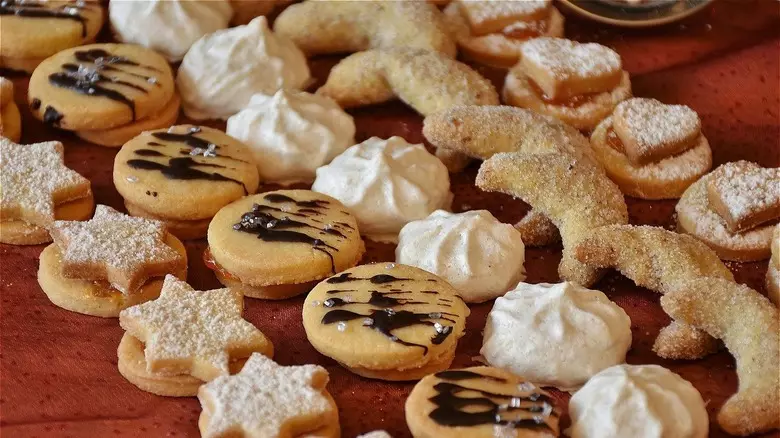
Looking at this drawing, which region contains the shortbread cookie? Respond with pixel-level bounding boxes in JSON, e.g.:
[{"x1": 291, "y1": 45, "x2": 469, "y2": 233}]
[
  {"x1": 318, "y1": 48, "x2": 499, "y2": 115},
  {"x1": 482, "y1": 282, "x2": 631, "y2": 391},
  {"x1": 118, "y1": 275, "x2": 274, "y2": 396},
  {"x1": 113, "y1": 125, "x2": 260, "y2": 240},
  {"x1": 198, "y1": 353, "x2": 338, "y2": 438},
  {"x1": 405, "y1": 366, "x2": 560, "y2": 438},
  {"x1": 0, "y1": 138, "x2": 93, "y2": 245},
  {"x1": 573, "y1": 224, "x2": 731, "y2": 359},
  {"x1": 443, "y1": 2, "x2": 564, "y2": 68},
  {"x1": 312, "y1": 137, "x2": 452, "y2": 243},
  {"x1": 661, "y1": 278, "x2": 780, "y2": 436},
  {"x1": 75, "y1": 94, "x2": 181, "y2": 147},
  {"x1": 706, "y1": 161, "x2": 780, "y2": 233},
  {"x1": 476, "y1": 152, "x2": 628, "y2": 287},
  {"x1": 396, "y1": 210, "x2": 525, "y2": 303},
  {"x1": 569, "y1": 364, "x2": 708, "y2": 438},
  {"x1": 274, "y1": 1, "x2": 456, "y2": 58},
  {"x1": 676, "y1": 162, "x2": 778, "y2": 262},
  {"x1": 302, "y1": 264, "x2": 469, "y2": 381},
  {"x1": 28, "y1": 44, "x2": 175, "y2": 131},
  {"x1": 39, "y1": 205, "x2": 187, "y2": 317},
  {"x1": 206, "y1": 190, "x2": 364, "y2": 300},
  {"x1": 768, "y1": 225, "x2": 780, "y2": 306},
  {"x1": 109, "y1": 0, "x2": 232, "y2": 62},
  {"x1": 0, "y1": 0, "x2": 104, "y2": 74},
  {"x1": 177, "y1": 17, "x2": 310, "y2": 121},
  {"x1": 504, "y1": 37, "x2": 631, "y2": 131},
  {"x1": 590, "y1": 112, "x2": 712, "y2": 200}
]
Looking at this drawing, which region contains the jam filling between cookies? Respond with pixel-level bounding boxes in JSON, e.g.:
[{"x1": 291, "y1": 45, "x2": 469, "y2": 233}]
[
  {"x1": 527, "y1": 77, "x2": 598, "y2": 108},
  {"x1": 126, "y1": 127, "x2": 251, "y2": 192},
  {"x1": 0, "y1": 0, "x2": 96, "y2": 37},
  {"x1": 232, "y1": 194, "x2": 355, "y2": 274},
  {"x1": 429, "y1": 370, "x2": 557, "y2": 430},
  {"x1": 318, "y1": 272, "x2": 461, "y2": 354},
  {"x1": 46, "y1": 49, "x2": 161, "y2": 121}
]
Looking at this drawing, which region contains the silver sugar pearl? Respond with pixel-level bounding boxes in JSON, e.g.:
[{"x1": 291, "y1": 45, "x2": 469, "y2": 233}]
[
  {"x1": 336, "y1": 322, "x2": 347, "y2": 332},
  {"x1": 362, "y1": 318, "x2": 373, "y2": 326},
  {"x1": 311, "y1": 300, "x2": 321, "y2": 307},
  {"x1": 429, "y1": 312, "x2": 442, "y2": 319},
  {"x1": 509, "y1": 397, "x2": 522, "y2": 408},
  {"x1": 147, "y1": 76, "x2": 158, "y2": 84},
  {"x1": 533, "y1": 415, "x2": 545, "y2": 424},
  {"x1": 542, "y1": 402, "x2": 553, "y2": 417},
  {"x1": 518, "y1": 381, "x2": 535, "y2": 392},
  {"x1": 385, "y1": 308, "x2": 396, "y2": 315},
  {"x1": 385, "y1": 263, "x2": 396, "y2": 269},
  {"x1": 125, "y1": 176, "x2": 138, "y2": 183}
]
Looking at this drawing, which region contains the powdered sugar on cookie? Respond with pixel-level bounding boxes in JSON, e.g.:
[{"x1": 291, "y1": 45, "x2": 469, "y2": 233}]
[
  {"x1": 119, "y1": 275, "x2": 272, "y2": 380},
  {"x1": 51, "y1": 205, "x2": 184, "y2": 293},
  {"x1": 520, "y1": 37, "x2": 621, "y2": 80},
  {"x1": 198, "y1": 353, "x2": 333, "y2": 438},
  {"x1": 708, "y1": 161, "x2": 780, "y2": 231},
  {"x1": 458, "y1": 0, "x2": 551, "y2": 34},
  {"x1": 0, "y1": 138, "x2": 90, "y2": 226}
]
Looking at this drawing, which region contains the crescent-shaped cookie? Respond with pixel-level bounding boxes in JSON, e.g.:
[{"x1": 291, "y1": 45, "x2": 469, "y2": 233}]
[
  {"x1": 476, "y1": 152, "x2": 628, "y2": 286},
  {"x1": 661, "y1": 277, "x2": 779, "y2": 436},
  {"x1": 274, "y1": 1, "x2": 456, "y2": 58}
]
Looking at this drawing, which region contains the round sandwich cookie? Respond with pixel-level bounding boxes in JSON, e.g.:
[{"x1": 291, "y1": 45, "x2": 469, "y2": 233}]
[
  {"x1": 113, "y1": 125, "x2": 260, "y2": 240},
  {"x1": 405, "y1": 366, "x2": 561, "y2": 438},
  {"x1": 302, "y1": 263, "x2": 469, "y2": 381},
  {"x1": 28, "y1": 43, "x2": 175, "y2": 132},
  {"x1": 206, "y1": 190, "x2": 365, "y2": 300},
  {"x1": 0, "y1": 0, "x2": 105, "y2": 74}
]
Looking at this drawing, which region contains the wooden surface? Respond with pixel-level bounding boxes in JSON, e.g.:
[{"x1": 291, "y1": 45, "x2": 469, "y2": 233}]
[{"x1": 1, "y1": 1, "x2": 779, "y2": 437}]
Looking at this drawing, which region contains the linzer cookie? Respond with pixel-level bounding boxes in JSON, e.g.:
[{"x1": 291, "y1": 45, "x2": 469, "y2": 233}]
[
  {"x1": 0, "y1": 137, "x2": 93, "y2": 245},
  {"x1": 28, "y1": 44, "x2": 177, "y2": 145},
  {"x1": 206, "y1": 190, "x2": 364, "y2": 300},
  {"x1": 0, "y1": 77, "x2": 21, "y2": 142},
  {"x1": 590, "y1": 98, "x2": 712, "y2": 200},
  {"x1": 113, "y1": 125, "x2": 260, "y2": 240},
  {"x1": 198, "y1": 353, "x2": 340, "y2": 438},
  {"x1": 0, "y1": 0, "x2": 104, "y2": 74},
  {"x1": 38, "y1": 205, "x2": 187, "y2": 317},
  {"x1": 503, "y1": 37, "x2": 631, "y2": 131},
  {"x1": 117, "y1": 275, "x2": 274, "y2": 397},
  {"x1": 405, "y1": 366, "x2": 560, "y2": 438},
  {"x1": 302, "y1": 264, "x2": 469, "y2": 381},
  {"x1": 457, "y1": 0, "x2": 552, "y2": 35},
  {"x1": 677, "y1": 162, "x2": 778, "y2": 261}
]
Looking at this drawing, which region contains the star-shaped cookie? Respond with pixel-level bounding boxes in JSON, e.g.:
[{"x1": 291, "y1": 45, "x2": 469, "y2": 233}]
[
  {"x1": 50, "y1": 205, "x2": 184, "y2": 293},
  {"x1": 198, "y1": 353, "x2": 334, "y2": 438},
  {"x1": 0, "y1": 137, "x2": 91, "y2": 226},
  {"x1": 120, "y1": 275, "x2": 273, "y2": 381}
]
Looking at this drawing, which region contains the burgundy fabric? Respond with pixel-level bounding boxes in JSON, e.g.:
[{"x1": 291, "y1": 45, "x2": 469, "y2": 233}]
[{"x1": 1, "y1": 1, "x2": 779, "y2": 437}]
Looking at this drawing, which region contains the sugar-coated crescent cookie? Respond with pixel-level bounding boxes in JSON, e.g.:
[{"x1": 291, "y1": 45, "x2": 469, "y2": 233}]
[
  {"x1": 768, "y1": 225, "x2": 780, "y2": 307},
  {"x1": 28, "y1": 44, "x2": 175, "y2": 131},
  {"x1": 114, "y1": 125, "x2": 260, "y2": 240},
  {"x1": 477, "y1": 152, "x2": 628, "y2": 286},
  {"x1": 302, "y1": 264, "x2": 469, "y2": 381},
  {"x1": 76, "y1": 94, "x2": 181, "y2": 147},
  {"x1": 274, "y1": 1, "x2": 456, "y2": 58},
  {"x1": 573, "y1": 224, "x2": 733, "y2": 359},
  {"x1": 405, "y1": 366, "x2": 560, "y2": 438},
  {"x1": 661, "y1": 277, "x2": 780, "y2": 436},
  {"x1": 0, "y1": 0, "x2": 105, "y2": 74},
  {"x1": 513, "y1": 210, "x2": 560, "y2": 246},
  {"x1": 318, "y1": 48, "x2": 498, "y2": 114}
]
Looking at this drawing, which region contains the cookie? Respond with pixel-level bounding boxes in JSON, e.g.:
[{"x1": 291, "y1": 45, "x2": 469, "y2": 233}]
[
  {"x1": 28, "y1": 44, "x2": 175, "y2": 131},
  {"x1": 274, "y1": 1, "x2": 456, "y2": 58},
  {"x1": 768, "y1": 225, "x2": 780, "y2": 307},
  {"x1": 405, "y1": 366, "x2": 560, "y2": 438},
  {"x1": 206, "y1": 190, "x2": 365, "y2": 300},
  {"x1": 0, "y1": 0, "x2": 104, "y2": 74},
  {"x1": 0, "y1": 137, "x2": 93, "y2": 245},
  {"x1": 39, "y1": 205, "x2": 187, "y2": 317},
  {"x1": 198, "y1": 353, "x2": 339, "y2": 438},
  {"x1": 0, "y1": 76, "x2": 21, "y2": 142},
  {"x1": 442, "y1": 1, "x2": 564, "y2": 68},
  {"x1": 590, "y1": 114, "x2": 712, "y2": 200},
  {"x1": 75, "y1": 93, "x2": 181, "y2": 148},
  {"x1": 302, "y1": 263, "x2": 469, "y2": 381},
  {"x1": 113, "y1": 125, "x2": 260, "y2": 240},
  {"x1": 117, "y1": 275, "x2": 274, "y2": 397},
  {"x1": 706, "y1": 161, "x2": 780, "y2": 233},
  {"x1": 676, "y1": 162, "x2": 777, "y2": 262}
]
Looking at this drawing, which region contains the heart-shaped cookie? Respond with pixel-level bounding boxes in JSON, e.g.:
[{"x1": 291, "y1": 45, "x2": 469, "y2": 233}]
[
  {"x1": 457, "y1": 0, "x2": 552, "y2": 35},
  {"x1": 612, "y1": 98, "x2": 701, "y2": 166},
  {"x1": 520, "y1": 37, "x2": 623, "y2": 101},
  {"x1": 706, "y1": 161, "x2": 780, "y2": 233}
]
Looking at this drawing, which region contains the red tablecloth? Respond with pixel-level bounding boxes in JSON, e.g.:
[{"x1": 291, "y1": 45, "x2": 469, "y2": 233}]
[{"x1": 1, "y1": 1, "x2": 779, "y2": 437}]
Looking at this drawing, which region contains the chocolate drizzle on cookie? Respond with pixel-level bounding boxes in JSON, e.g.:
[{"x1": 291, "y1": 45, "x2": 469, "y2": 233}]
[
  {"x1": 127, "y1": 129, "x2": 251, "y2": 192},
  {"x1": 429, "y1": 370, "x2": 557, "y2": 430},
  {"x1": 0, "y1": 0, "x2": 96, "y2": 37},
  {"x1": 232, "y1": 193, "x2": 356, "y2": 273},
  {"x1": 319, "y1": 273, "x2": 459, "y2": 354},
  {"x1": 47, "y1": 49, "x2": 162, "y2": 121},
  {"x1": 43, "y1": 106, "x2": 63, "y2": 126}
]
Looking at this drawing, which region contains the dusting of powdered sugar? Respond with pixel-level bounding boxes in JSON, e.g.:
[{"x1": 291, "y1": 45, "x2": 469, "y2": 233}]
[
  {"x1": 520, "y1": 37, "x2": 621, "y2": 79},
  {"x1": 709, "y1": 161, "x2": 779, "y2": 223},
  {"x1": 613, "y1": 98, "x2": 701, "y2": 155}
]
